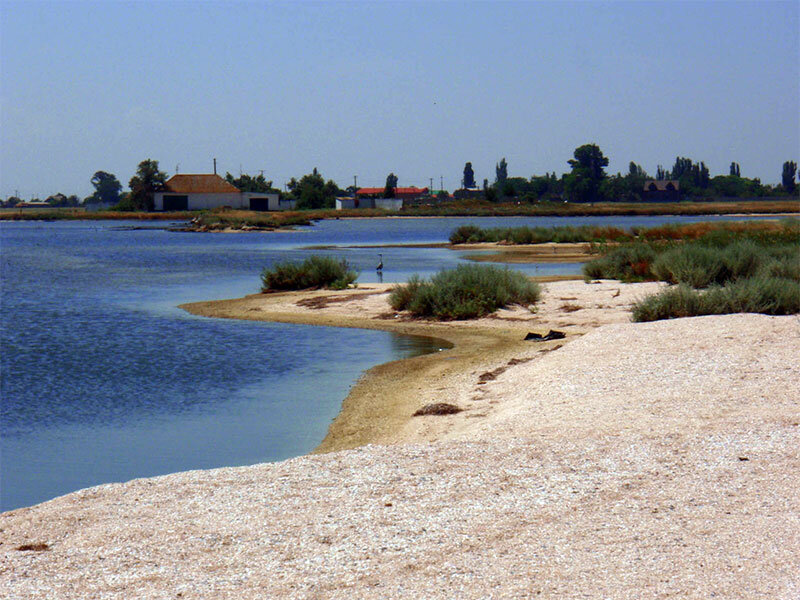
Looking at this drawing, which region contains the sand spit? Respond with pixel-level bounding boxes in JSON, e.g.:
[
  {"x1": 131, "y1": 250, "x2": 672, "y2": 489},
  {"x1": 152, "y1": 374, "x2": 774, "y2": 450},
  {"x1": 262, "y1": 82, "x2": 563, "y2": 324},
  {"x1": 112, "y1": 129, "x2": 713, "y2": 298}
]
[{"x1": 2, "y1": 282, "x2": 799, "y2": 598}]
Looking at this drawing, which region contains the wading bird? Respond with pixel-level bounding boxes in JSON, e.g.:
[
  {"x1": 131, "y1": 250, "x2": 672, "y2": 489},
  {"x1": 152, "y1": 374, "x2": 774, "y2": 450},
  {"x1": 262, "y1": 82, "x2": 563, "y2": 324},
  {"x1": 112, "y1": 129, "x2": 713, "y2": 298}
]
[{"x1": 376, "y1": 254, "x2": 383, "y2": 272}]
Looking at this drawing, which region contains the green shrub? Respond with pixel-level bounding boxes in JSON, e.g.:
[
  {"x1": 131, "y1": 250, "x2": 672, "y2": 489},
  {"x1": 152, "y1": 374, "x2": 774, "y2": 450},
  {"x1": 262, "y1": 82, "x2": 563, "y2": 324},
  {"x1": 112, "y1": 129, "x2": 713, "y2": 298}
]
[
  {"x1": 583, "y1": 243, "x2": 658, "y2": 281},
  {"x1": 449, "y1": 225, "x2": 485, "y2": 244},
  {"x1": 261, "y1": 256, "x2": 358, "y2": 291},
  {"x1": 390, "y1": 264, "x2": 541, "y2": 320},
  {"x1": 449, "y1": 224, "x2": 631, "y2": 245},
  {"x1": 651, "y1": 244, "x2": 725, "y2": 287},
  {"x1": 632, "y1": 277, "x2": 800, "y2": 321}
]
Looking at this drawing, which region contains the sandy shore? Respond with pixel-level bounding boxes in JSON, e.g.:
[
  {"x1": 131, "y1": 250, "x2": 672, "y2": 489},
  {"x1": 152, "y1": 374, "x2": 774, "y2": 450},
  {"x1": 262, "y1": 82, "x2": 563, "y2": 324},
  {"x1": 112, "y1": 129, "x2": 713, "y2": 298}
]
[
  {"x1": 180, "y1": 280, "x2": 663, "y2": 451},
  {"x1": 2, "y1": 282, "x2": 798, "y2": 598}
]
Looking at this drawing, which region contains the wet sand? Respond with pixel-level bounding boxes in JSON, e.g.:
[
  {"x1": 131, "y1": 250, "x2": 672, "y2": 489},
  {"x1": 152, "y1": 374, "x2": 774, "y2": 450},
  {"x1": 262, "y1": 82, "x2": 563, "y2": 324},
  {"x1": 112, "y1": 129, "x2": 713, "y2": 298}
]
[{"x1": 180, "y1": 280, "x2": 665, "y2": 452}]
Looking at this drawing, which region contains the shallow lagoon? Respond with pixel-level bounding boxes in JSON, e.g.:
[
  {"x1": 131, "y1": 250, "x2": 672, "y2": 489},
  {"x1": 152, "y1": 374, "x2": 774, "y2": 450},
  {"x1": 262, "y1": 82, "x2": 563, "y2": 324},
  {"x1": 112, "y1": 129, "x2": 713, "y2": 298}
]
[{"x1": 0, "y1": 214, "x2": 778, "y2": 509}]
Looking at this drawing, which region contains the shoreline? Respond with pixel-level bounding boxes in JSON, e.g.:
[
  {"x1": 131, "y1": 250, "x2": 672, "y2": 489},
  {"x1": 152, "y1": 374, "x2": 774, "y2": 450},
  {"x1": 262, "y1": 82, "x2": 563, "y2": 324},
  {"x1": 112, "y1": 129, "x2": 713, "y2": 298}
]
[
  {"x1": 5, "y1": 282, "x2": 798, "y2": 597},
  {"x1": 180, "y1": 279, "x2": 661, "y2": 452}
]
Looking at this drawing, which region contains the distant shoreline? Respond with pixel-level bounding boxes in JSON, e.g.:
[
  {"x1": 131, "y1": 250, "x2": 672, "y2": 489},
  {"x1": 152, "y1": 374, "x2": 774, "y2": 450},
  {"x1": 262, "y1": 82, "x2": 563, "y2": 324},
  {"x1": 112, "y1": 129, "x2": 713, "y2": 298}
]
[{"x1": 1, "y1": 199, "x2": 797, "y2": 227}]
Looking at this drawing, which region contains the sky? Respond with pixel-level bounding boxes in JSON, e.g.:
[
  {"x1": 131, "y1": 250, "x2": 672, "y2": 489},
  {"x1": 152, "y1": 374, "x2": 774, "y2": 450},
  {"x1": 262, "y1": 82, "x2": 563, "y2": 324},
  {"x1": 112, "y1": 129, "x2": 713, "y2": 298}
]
[{"x1": 1, "y1": 0, "x2": 798, "y2": 199}]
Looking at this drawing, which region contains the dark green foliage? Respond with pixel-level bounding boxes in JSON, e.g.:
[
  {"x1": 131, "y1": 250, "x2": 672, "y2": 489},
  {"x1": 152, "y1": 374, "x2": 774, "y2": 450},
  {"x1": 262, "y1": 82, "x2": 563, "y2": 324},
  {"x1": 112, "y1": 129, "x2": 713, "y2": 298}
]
[
  {"x1": 495, "y1": 158, "x2": 508, "y2": 186},
  {"x1": 289, "y1": 168, "x2": 342, "y2": 210},
  {"x1": 449, "y1": 225, "x2": 484, "y2": 244},
  {"x1": 565, "y1": 144, "x2": 609, "y2": 203},
  {"x1": 46, "y1": 193, "x2": 80, "y2": 207},
  {"x1": 783, "y1": 161, "x2": 797, "y2": 193},
  {"x1": 261, "y1": 256, "x2": 358, "y2": 291},
  {"x1": 225, "y1": 172, "x2": 278, "y2": 193},
  {"x1": 126, "y1": 159, "x2": 167, "y2": 212},
  {"x1": 384, "y1": 172, "x2": 398, "y2": 198},
  {"x1": 124, "y1": 159, "x2": 167, "y2": 211},
  {"x1": 463, "y1": 162, "x2": 476, "y2": 188},
  {"x1": 389, "y1": 264, "x2": 541, "y2": 320},
  {"x1": 88, "y1": 171, "x2": 122, "y2": 205}
]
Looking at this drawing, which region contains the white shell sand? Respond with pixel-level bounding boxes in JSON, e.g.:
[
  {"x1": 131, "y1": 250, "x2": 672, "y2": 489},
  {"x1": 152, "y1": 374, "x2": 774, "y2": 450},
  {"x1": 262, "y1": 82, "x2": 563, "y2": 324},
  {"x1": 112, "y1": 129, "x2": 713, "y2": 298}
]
[{"x1": 3, "y1": 281, "x2": 798, "y2": 599}]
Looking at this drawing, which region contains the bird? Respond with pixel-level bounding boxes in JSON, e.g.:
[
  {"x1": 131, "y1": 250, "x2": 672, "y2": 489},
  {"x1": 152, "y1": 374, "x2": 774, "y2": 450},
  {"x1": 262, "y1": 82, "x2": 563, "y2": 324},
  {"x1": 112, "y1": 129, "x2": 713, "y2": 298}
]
[{"x1": 376, "y1": 254, "x2": 383, "y2": 272}]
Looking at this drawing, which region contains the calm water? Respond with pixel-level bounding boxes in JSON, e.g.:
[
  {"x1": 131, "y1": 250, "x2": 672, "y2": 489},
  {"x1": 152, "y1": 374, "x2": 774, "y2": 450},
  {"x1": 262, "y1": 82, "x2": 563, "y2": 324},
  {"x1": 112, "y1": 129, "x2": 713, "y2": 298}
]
[{"x1": 0, "y1": 214, "x2": 776, "y2": 510}]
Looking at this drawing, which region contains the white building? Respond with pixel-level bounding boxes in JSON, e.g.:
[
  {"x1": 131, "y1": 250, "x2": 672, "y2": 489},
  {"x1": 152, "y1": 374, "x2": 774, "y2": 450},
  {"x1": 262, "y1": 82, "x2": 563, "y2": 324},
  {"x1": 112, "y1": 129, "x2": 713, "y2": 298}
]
[
  {"x1": 154, "y1": 174, "x2": 285, "y2": 211},
  {"x1": 335, "y1": 196, "x2": 403, "y2": 211}
]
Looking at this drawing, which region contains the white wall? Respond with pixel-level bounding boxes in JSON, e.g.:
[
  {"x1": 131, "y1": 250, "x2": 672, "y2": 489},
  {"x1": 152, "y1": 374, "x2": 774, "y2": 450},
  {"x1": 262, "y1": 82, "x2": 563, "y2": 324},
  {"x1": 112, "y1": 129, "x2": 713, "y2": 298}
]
[
  {"x1": 242, "y1": 192, "x2": 281, "y2": 211},
  {"x1": 154, "y1": 192, "x2": 246, "y2": 211},
  {"x1": 155, "y1": 192, "x2": 291, "y2": 211},
  {"x1": 336, "y1": 198, "x2": 357, "y2": 210},
  {"x1": 374, "y1": 198, "x2": 403, "y2": 211}
]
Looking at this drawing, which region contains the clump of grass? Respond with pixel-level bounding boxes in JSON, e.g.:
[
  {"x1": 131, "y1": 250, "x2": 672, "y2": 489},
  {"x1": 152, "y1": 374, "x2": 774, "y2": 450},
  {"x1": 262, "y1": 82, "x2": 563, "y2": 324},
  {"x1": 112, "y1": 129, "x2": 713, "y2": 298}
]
[
  {"x1": 582, "y1": 242, "x2": 658, "y2": 281},
  {"x1": 261, "y1": 256, "x2": 358, "y2": 291},
  {"x1": 194, "y1": 210, "x2": 312, "y2": 230},
  {"x1": 449, "y1": 224, "x2": 630, "y2": 245},
  {"x1": 632, "y1": 278, "x2": 800, "y2": 321},
  {"x1": 390, "y1": 264, "x2": 541, "y2": 320}
]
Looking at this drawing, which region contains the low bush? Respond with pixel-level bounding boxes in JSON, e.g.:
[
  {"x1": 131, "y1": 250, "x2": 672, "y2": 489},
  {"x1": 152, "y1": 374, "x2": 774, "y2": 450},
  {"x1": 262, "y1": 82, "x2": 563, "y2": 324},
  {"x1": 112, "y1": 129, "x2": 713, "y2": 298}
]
[
  {"x1": 650, "y1": 244, "x2": 726, "y2": 287},
  {"x1": 632, "y1": 277, "x2": 800, "y2": 321},
  {"x1": 390, "y1": 264, "x2": 541, "y2": 320},
  {"x1": 449, "y1": 224, "x2": 630, "y2": 245},
  {"x1": 582, "y1": 243, "x2": 658, "y2": 281},
  {"x1": 261, "y1": 256, "x2": 358, "y2": 291}
]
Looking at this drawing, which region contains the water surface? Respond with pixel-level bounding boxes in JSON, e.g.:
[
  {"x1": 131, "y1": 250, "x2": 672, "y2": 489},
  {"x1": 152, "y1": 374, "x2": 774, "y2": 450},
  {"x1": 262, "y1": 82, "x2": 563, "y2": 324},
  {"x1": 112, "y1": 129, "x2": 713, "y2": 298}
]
[{"x1": 0, "y1": 214, "x2": 776, "y2": 510}]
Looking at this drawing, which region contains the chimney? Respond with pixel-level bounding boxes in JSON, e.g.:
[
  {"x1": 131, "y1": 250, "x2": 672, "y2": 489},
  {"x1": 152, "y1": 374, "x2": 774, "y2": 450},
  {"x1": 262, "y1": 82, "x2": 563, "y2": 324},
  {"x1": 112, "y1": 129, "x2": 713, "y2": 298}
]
[{"x1": 213, "y1": 158, "x2": 217, "y2": 175}]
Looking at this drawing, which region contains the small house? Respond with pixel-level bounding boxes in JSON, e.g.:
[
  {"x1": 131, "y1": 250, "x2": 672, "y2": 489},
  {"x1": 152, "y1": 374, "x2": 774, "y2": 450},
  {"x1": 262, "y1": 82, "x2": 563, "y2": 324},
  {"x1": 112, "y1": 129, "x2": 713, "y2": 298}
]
[
  {"x1": 643, "y1": 180, "x2": 681, "y2": 202},
  {"x1": 154, "y1": 174, "x2": 283, "y2": 211}
]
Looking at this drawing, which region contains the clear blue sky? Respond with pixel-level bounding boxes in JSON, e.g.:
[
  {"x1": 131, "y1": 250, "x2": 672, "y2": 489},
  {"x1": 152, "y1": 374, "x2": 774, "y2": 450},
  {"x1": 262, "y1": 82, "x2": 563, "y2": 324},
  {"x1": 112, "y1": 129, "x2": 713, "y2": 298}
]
[{"x1": 1, "y1": 0, "x2": 798, "y2": 199}]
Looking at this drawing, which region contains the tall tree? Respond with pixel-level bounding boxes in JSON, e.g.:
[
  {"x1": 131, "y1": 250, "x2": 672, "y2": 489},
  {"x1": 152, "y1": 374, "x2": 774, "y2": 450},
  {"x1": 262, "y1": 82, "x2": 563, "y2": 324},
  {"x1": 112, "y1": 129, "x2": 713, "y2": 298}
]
[
  {"x1": 782, "y1": 161, "x2": 797, "y2": 192},
  {"x1": 289, "y1": 168, "x2": 342, "y2": 209},
  {"x1": 88, "y1": 171, "x2": 122, "y2": 204},
  {"x1": 564, "y1": 144, "x2": 609, "y2": 202},
  {"x1": 729, "y1": 162, "x2": 740, "y2": 177},
  {"x1": 495, "y1": 158, "x2": 508, "y2": 185},
  {"x1": 225, "y1": 172, "x2": 275, "y2": 193},
  {"x1": 462, "y1": 162, "x2": 475, "y2": 188},
  {"x1": 128, "y1": 159, "x2": 167, "y2": 211},
  {"x1": 384, "y1": 172, "x2": 398, "y2": 198}
]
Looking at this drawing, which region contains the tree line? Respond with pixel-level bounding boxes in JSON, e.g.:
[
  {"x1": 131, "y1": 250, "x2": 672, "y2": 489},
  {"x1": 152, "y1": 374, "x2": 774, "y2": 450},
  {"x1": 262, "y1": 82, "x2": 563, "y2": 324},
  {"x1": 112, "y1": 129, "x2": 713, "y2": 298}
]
[
  {"x1": 479, "y1": 146, "x2": 799, "y2": 203},
  {"x1": 3, "y1": 148, "x2": 798, "y2": 210}
]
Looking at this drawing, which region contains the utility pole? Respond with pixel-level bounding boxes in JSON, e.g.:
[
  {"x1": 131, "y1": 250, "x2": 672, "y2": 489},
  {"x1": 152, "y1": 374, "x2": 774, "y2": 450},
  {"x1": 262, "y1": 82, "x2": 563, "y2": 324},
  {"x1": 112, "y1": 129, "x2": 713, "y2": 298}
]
[
  {"x1": 440, "y1": 175, "x2": 444, "y2": 192},
  {"x1": 354, "y1": 175, "x2": 358, "y2": 189},
  {"x1": 429, "y1": 177, "x2": 433, "y2": 191},
  {"x1": 176, "y1": 163, "x2": 180, "y2": 174},
  {"x1": 213, "y1": 158, "x2": 217, "y2": 175}
]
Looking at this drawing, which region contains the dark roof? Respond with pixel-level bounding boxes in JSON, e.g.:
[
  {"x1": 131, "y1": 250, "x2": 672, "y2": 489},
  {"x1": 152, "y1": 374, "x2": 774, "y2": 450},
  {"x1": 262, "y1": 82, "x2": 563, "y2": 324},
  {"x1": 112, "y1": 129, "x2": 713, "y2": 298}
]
[
  {"x1": 644, "y1": 180, "x2": 680, "y2": 192},
  {"x1": 164, "y1": 174, "x2": 240, "y2": 194}
]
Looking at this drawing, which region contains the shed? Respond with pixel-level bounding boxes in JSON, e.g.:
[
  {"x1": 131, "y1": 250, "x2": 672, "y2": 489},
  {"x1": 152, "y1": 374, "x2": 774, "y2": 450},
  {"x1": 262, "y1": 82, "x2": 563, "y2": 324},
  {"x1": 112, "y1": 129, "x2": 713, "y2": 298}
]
[{"x1": 154, "y1": 174, "x2": 281, "y2": 211}]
